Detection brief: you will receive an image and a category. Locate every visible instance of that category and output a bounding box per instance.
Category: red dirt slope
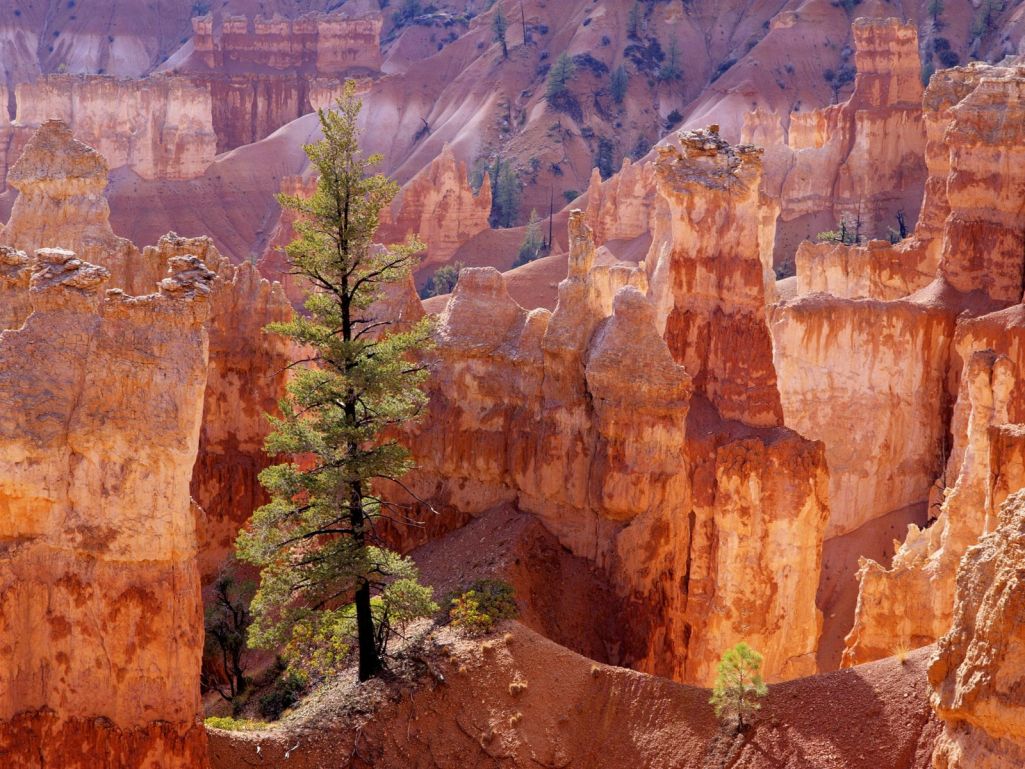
[208,622,938,769]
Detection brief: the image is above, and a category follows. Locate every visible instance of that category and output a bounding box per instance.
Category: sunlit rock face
[379,144,492,270]
[827,63,1025,665]
[0,119,146,293]
[928,488,1025,769]
[13,74,217,180]
[0,122,293,582]
[843,305,1025,666]
[745,17,926,268]
[395,204,827,687]
[651,127,783,430]
[0,249,211,769]
[771,293,956,537]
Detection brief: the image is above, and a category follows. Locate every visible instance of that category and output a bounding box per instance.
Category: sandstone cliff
[380,144,492,270]
[13,74,217,180]
[745,17,926,266]
[928,488,1025,769]
[0,119,144,292]
[0,249,211,768]
[651,127,783,429]
[1,122,294,582]
[836,63,1025,662]
[190,13,382,74]
[399,207,827,686]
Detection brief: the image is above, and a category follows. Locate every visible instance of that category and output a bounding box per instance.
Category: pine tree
[237,81,434,684]
[709,643,769,731]
[627,2,642,39]
[492,8,509,58]
[610,64,629,105]
[545,53,575,103]
[515,209,544,266]
[658,38,682,81]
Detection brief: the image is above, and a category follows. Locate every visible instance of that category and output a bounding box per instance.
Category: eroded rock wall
[400,206,827,686]
[13,74,217,180]
[379,144,492,270]
[0,249,211,768]
[191,13,382,74]
[928,488,1025,769]
[748,17,927,268]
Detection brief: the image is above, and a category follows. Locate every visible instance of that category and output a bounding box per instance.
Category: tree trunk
[354,577,381,681]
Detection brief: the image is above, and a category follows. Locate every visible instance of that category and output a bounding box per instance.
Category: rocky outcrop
[145,235,294,581]
[651,127,783,429]
[790,63,1023,301]
[190,13,382,74]
[0,249,211,768]
[400,208,827,686]
[0,119,144,291]
[748,17,927,268]
[583,159,661,251]
[842,305,1025,665]
[834,63,1025,663]
[13,75,217,180]
[928,488,1025,769]
[1,122,294,582]
[380,145,492,269]
[936,65,1025,302]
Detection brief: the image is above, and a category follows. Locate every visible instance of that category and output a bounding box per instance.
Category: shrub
[204,716,269,731]
[937,49,960,68]
[448,579,518,636]
[419,262,463,299]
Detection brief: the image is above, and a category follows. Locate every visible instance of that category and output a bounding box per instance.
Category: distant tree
[419,261,463,298]
[627,2,642,39]
[610,64,629,105]
[710,643,769,732]
[492,8,509,58]
[657,38,682,81]
[491,159,521,228]
[595,137,615,180]
[545,52,576,103]
[237,82,434,684]
[816,218,858,246]
[928,0,944,23]
[203,569,254,708]
[514,210,545,266]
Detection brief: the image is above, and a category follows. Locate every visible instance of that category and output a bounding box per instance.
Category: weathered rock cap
[30,248,110,293]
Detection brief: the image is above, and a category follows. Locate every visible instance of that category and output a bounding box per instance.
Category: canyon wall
[0,249,212,768]
[13,75,217,180]
[838,62,1025,663]
[928,488,1025,769]
[746,17,927,267]
[191,13,382,74]
[401,139,827,686]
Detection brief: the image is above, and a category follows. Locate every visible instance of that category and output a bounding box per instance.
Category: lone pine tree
[237,81,433,683]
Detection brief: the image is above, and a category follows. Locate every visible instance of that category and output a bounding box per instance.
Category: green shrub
[204,716,269,731]
[448,579,518,636]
